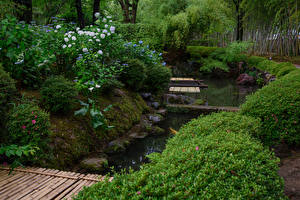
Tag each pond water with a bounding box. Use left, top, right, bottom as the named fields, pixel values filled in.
left=108, top=113, right=200, bottom=172
left=108, top=65, right=259, bottom=172
left=187, top=76, right=259, bottom=107
left=171, top=61, right=259, bottom=107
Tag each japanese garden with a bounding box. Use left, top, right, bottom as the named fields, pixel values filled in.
left=0, top=0, right=300, bottom=199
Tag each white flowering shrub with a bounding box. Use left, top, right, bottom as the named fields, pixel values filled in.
left=0, top=14, right=168, bottom=92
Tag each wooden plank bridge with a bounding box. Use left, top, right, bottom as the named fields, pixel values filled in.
left=169, top=78, right=208, bottom=93
left=0, top=166, right=112, bottom=200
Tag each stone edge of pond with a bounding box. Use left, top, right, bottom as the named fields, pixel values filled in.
left=166, top=104, right=240, bottom=114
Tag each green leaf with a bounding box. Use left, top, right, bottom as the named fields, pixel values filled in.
left=79, top=100, right=89, bottom=107
left=74, top=107, right=88, bottom=116
left=5, top=150, right=11, bottom=157
left=93, top=121, right=103, bottom=129
left=90, top=108, right=102, bottom=117
left=88, top=98, right=94, bottom=104
left=16, top=149, right=22, bottom=157
left=103, top=105, right=113, bottom=112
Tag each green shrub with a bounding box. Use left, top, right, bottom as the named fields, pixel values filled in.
left=40, top=76, right=78, bottom=113
left=6, top=103, right=50, bottom=147
left=186, top=46, right=218, bottom=59
left=210, top=47, right=227, bottom=60
left=200, top=58, right=229, bottom=73
left=276, top=63, right=297, bottom=78
left=0, top=65, right=17, bottom=119
left=75, top=112, right=285, bottom=200
left=144, top=64, right=172, bottom=93
left=188, top=39, right=219, bottom=46
left=247, top=56, right=267, bottom=68
left=120, top=59, right=147, bottom=91
left=222, top=42, right=252, bottom=63
left=256, top=60, right=280, bottom=75
left=117, top=23, right=163, bottom=50
left=241, top=71, right=300, bottom=146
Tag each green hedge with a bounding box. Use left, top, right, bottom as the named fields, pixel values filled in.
left=241, top=69, right=300, bottom=146
left=120, top=59, right=147, bottom=91
left=276, top=62, right=297, bottom=78
left=247, top=56, right=297, bottom=78
left=247, top=56, right=267, bottom=68
left=143, top=64, right=171, bottom=93
left=186, top=46, right=218, bottom=59
left=40, top=76, right=78, bottom=114
left=75, top=112, right=285, bottom=199
left=117, top=23, right=163, bottom=50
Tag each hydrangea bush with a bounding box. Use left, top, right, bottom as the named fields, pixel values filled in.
left=0, top=13, right=168, bottom=93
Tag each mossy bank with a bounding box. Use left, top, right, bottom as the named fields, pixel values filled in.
left=27, top=88, right=150, bottom=171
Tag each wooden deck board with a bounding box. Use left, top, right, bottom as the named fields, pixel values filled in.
left=0, top=166, right=106, bottom=200
left=169, top=86, right=201, bottom=93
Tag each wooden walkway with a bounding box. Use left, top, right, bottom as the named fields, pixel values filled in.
left=0, top=166, right=112, bottom=200
left=169, top=78, right=208, bottom=93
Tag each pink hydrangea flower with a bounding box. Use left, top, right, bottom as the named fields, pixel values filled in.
left=32, top=120, right=36, bottom=124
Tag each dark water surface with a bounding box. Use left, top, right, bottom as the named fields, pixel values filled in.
left=108, top=113, right=200, bottom=172
left=185, top=76, right=259, bottom=107
left=108, top=73, right=258, bottom=172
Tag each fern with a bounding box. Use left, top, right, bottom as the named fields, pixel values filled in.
left=200, top=58, right=229, bottom=72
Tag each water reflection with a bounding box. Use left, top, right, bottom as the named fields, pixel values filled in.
left=185, top=76, right=258, bottom=107
left=108, top=113, right=199, bottom=172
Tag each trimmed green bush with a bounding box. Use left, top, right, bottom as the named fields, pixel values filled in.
left=186, top=46, right=218, bottom=59
left=0, top=65, right=17, bottom=119
left=247, top=56, right=267, bottom=68
left=6, top=103, right=50, bottom=147
left=276, top=62, right=297, bottom=78
left=75, top=112, right=285, bottom=200
left=241, top=70, right=300, bottom=146
left=40, top=76, right=78, bottom=114
left=120, top=59, right=147, bottom=91
left=144, top=64, right=171, bottom=93
left=256, top=60, right=280, bottom=74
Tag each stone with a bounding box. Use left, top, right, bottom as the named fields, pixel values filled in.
left=128, top=124, right=149, bottom=139
left=156, top=109, right=167, bottom=116
left=152, top=102, right=160, bottom=109
left=164, top=94, right=195, bottom=104
left=105, top=139, right=130, bottom=154
left=80, top=156, right=108, bottom=172
left=148, top=114, right=163, bottom=124
left=129, top=132, right=149, bottom=139
left=140, top=93, right=152, bottom=99
left=236, top=73, right=255, bottom=85
left=151, top=126, right=165, bottom=135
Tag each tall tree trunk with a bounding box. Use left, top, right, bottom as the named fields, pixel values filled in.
left=118, top=0, right=130, bottom=23
left=234, top=0, right=243, bottom=41
left=236, top=10, right=244, bottom=41
left=131, top=0, right=139, bottom=23
left=118, top=0, right=138, bottom=24
left=75, top=0, right=85, bottom=29
left=14, top=0, right=32, bottom=23
left=93, top=0, right=101, bottom=23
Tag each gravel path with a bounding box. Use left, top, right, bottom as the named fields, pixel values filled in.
left=278, top=150, right=300, bottom=200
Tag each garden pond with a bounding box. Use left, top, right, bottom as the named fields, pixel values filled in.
left=107, top=75, right=259, bottom=172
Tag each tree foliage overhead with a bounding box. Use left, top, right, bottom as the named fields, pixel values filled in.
left=138, top=0, right=235, bottom=49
